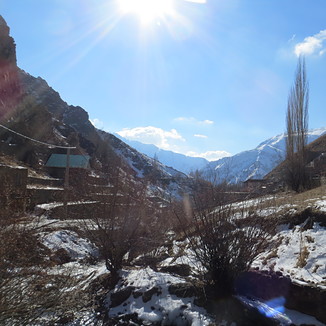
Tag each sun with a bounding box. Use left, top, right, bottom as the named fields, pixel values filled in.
left=117, top=0, right=175, bottom=25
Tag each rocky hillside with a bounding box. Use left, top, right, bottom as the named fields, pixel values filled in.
left=265, top=132, right=326, bottom=184
left=0, top=15, right=191, bottom=197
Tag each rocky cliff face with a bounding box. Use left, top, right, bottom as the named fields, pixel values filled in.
left=0, top=16, right=191, bottom=196
left=0, top=16, right=17, bottom=64
left=0, top=15, right=22, bottom=121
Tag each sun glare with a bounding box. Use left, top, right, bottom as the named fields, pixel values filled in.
left=117, top=0, right=175, bottom=25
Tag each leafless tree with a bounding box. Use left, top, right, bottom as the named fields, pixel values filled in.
left=285, top=56, right=309, bottom=192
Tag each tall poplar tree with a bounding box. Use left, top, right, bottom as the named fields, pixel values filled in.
left=285, top=56, right=309, bottom=192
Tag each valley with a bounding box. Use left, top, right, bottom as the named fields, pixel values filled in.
left=0, top=13, right=326, bottom=326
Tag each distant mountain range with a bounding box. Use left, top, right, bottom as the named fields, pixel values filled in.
left=204, top=128, right=326, bottom=184
left=115, top=136, right=209, bottom=174
left=119, top=128, right=326, bottom=184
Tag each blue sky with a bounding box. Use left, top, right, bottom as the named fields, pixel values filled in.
left=1, top=0, right=326, bottom=160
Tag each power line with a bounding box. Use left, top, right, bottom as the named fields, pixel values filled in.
left=0, top=123, right=76, bottom=149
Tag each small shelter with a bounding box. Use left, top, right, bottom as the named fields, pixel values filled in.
left=45, top=154, right=90, bottom=178
left=306, top=152, right=326, bottom=186
left=243, top=178, right=267, bottom=193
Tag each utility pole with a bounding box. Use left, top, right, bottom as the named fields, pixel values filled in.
left=64, top=147, right=71, bottom=219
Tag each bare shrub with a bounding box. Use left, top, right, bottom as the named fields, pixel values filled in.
left=0, top=221, right=43, bottom=278
left=296, top=245, right=309, bottom=268
left=82, top=168, right=166, bottom=285
left=0, top=269, right=89, bottom=325
left=173, top=185, right=272, bottom=298
left=0, top=218, right=90, bottom=325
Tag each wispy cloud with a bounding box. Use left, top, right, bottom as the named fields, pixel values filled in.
left=116, top=126, right=185, bottom=151
left=173, top=117, right=214, bottom=126
left=294, top=30, right=326, bottom=57
left=186, top=150, right=231, bottom=161
left=90, top=118, right=104, bottom=129
left=194, top=134, right=208, bottom=139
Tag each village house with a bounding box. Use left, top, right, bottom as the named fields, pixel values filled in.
left=45, top=153, right=90, bottom=179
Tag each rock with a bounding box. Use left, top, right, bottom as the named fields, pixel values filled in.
left=132, top=290, right=143, bottom=299
left=235, top=270, right=291, bottom=301
left=110, top=286, right=135, bottom=308
left=89, top=273, right=112, bottom=293
left=160, top=264, right=191, bottom=277
left=302, top=216, right=314, bottom=230
left=287, top=282, right=326, bottom=324
left=107, top=312, right=146, bottom=326
left=50, top=248, right=71, bottom=264
left=142, top=286, right=162, bottom=303
left=132, top=253, right=169, bottom=268
left=168, top=282, right=196, bottom=298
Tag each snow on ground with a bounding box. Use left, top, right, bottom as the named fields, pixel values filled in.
left=285, top=309, right=326, bottom=326
left=42, top=230, right=99, bottom=261
left=47, top=261, right=107, bottom=288
left=108, top=267, right=213, bottom=326
left=238, top=296, right=326, bottom=326
left=159, top=239, right=203, bottom=272
left=252, top=222, right=326, bottom=288
left=27, top=185, right=64, bottom=190
left=315, top=199, right=326, bottom=212
left=36, top=200, right=98, bottom=210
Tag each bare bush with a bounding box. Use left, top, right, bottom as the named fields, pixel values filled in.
left=0, top=218, right=90, bottom=325
left=173, top=186, right=272, bottom=298
left=82, top=168, right=167, bottom=285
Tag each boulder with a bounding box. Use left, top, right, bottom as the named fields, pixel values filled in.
left=168, top=282, right=196, bottom=298
left=142, top=286, right=162, bottom=303
left=110, top=286, right=135, bottom=308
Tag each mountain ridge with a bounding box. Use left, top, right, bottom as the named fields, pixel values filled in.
left=115, top=135, right=209, bottom=174
left=116, top=128, right=326, bottom=184
left=203, top=128, right=326, bottom=184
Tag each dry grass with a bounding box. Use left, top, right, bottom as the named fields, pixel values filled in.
left=254, top=184, right=326, bottom=215
left=296, top=245, right=310, bottom=268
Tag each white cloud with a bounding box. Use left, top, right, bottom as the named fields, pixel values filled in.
left=194, top=134, right=208, bottom=139
left=186, top=150, right=231, bottom=161
left=90, top=118, right=104, bottom=129
left=294, top=30, right=326, bottom=57
left=116, top=126, right=185, bottom=151
left=173, top=117, right=214, bottom=125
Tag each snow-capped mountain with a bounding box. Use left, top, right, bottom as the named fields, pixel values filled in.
left=115, top=136, right=209, bottom=174
left=202, top=128, right=326, bottom=184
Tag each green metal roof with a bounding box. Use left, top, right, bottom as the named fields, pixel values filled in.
left=45, top=154, right=90, bottom=168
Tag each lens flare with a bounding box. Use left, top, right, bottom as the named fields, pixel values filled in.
left=117, top=0, right=175, bottom=25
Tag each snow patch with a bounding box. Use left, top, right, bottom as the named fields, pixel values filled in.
left=108, top=267, right=212, bottom=326
left=42, top=230, right=98, bottom=261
